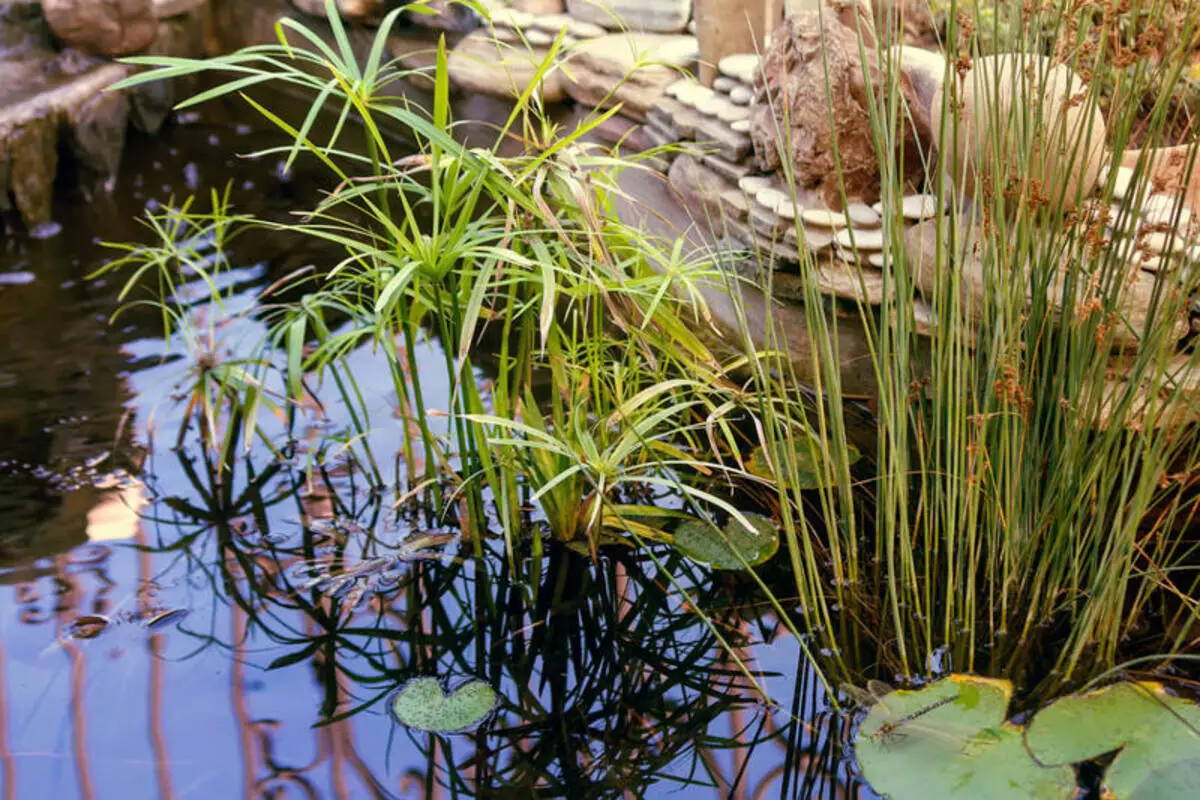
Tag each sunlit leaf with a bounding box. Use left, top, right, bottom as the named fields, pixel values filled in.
left=390, top=676, right=498, bottom=734
left=855, top=675, right=1076, bottom=800
left=1024, top=682, right=1200, bottom=800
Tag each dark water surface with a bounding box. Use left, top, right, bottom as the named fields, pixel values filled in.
left=0, top=103, right=870, bottom=799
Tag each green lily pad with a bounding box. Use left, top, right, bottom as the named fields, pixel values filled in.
left=746, top=433, right=860, bottom=489
left=855, top=675, right=1076, bottom=800
left=390, top=676, right=498, bottom=734
left=1024, top=682, right=1200, bottom=800
left=673, top=513, right=779, bottom=570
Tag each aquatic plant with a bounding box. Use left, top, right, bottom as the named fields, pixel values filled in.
left=733, top=0, right=1200, bottom=693
left=851, top=675, right=1200, bottom=799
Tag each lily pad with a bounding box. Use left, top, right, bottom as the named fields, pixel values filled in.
left=390, top=676, right=498, bottom=734
left=1024, top=682, right=1200, bottom=800
left=855, top=675, right=1076, bottom=800
left=746, top=433, right=861, bottom=489
left=673, top=513, right=779, bottom=570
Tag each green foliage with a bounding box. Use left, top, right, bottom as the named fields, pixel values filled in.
left=733, top=0, right=1200, bottom=692
left=854, top=676, right=1075, bottom=799
left=673, top=513, right=780, bottom=570
left=852, top=677, right=1200, bottom=799
left=391, top=676, right=498, bottom=733
left=1025, top=682, right=1200, bottom=799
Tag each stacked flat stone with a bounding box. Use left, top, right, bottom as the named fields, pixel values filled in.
left=654, top=53, right=946, bottom=307
left=1085, top=166, right=1200, bottom=276
left=480, top=6, right=607, bottom=46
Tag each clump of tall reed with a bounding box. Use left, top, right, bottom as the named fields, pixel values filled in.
left=736, top=0, right=1200, bottom=693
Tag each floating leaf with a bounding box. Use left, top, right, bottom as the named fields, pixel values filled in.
left=1024, top=682, right=1200, bottom=800
left=142, top=608, right=190, bottom=630
left=390, top=677, right=498, bottom=734
left=673, top=513, right=779, bottom=570
left=62, top=615, right=111, bottom=640
left=855, top=675, right=1076, bottom=800
left=746, top=432, right=860, bottom=489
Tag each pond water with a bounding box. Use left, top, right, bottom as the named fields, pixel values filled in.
left=0, top=102, right=872, bottom=798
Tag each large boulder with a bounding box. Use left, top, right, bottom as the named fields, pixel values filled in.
left=933, top=53, right=1107, bottom=213
left=565, top=0, right=691, bottom=34
left=749, top=0, right=928, bottom=207
left=42, top=0, right=158, bottom=56
left=291, top=0, right=382, bottom=20
left=561, top=33, right=696, bottom=121
left=447, top=31, right=565, bottom=103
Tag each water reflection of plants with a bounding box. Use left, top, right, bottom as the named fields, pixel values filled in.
left=143, top=447, right=847, bottom=797
left=95, top=0, right=1200, bottom=768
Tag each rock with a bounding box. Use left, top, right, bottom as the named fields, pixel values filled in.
left=407, top=0, right=478, bottom=32
left=738, top=175, right=771, bottom=194
left=717, top=53, right=759, bottom=85
left=802, top=208, right=850, bottom=228
left=692, top=115, right=751, bottom=162
left=66, top=88, right=129, bottom=178
left=6, top=114, right=56, bottom=227
left=834, top=227, right=886, bottom=250
left=447, top=32, right=565, bottom=103
left=488, top=7, right=534, bottom=28
left=720, top=188, right=751, bottom=221
left=730, top=118, right=750, bottom=133
left=815, top=258, right=886, bottom=304
left=291, top=0, right=382, bottom=20
left=1140, top=231, right=1186, bottom=255
left=1119, top=145, right=1200, bottom=217
left=845, top=201, right=880, bottom=226
left=729, top=85, right=754, bottom=105
left=43, top=0, right=158, bottom=56
left=561, top=33, right=696, bottom=122
left=675, top=82, right=714, bottom=109
left=565, top=0, right=691, bottom=34
left=152, top=0, right=206, bottom=17
left=694, top=0, right=769, bottom=85
left=668, top=151, right=728, bottom=218
left=702, top=154, right=751, bottom=182
left=716, top=102, right=750, bottom=123
left=1140, top=193, right=1192, bottom=228
left=775, top=197, right=796, bottom=219
left=900, top=193, right=939, bottom=220
left=1101, top=165, right=1136, bottom=201
left=934, top=53, right=1107, bottom=213
left=755, top=186, right=787, bottom=210
left=511, top=0, right=565, bottom=13
left=750, top=1, right=927, bottom=208
left=713, top=76, right=738, bottom=93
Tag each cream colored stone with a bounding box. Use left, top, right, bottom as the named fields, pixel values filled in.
left=934, top=54, right=1107, bottom=213
left=738, top=175, right=771, bottom=194
left=775, top=197, right=797, bottom=220
left=1141, top=193, right=1193, bottom=228
left=756, top=187, right=787, bottom=210
left=730, top=118, right=750, bottom=133
left=729, top=85, right=754, bottom=105
left=801, top=208, right=849, bottom=228
left=447, top=33, right=565, bottom=102
left=717, top=102, right=750, bottom=123
left=846, top=202, right=881, bottom=227
left=900, top=193, right=940, bottom=220
left=1141, top=231, right=1186, bottom=255
left=834, top=227, right=886, bottom=250
left=564, top=0, right=692, bottom=34
left=717, top=53, right=759, bottom=85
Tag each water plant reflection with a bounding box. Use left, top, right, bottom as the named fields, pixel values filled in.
left=136, top=444, right=863, bottom=797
